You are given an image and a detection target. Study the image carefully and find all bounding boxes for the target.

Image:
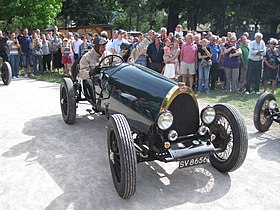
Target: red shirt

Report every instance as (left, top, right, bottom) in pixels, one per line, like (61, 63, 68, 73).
(181, 43, 197, 64)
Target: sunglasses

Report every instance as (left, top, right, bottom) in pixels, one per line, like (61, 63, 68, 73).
(270, 43, 277, 45)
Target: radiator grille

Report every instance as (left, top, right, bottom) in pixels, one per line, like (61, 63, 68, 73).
(168, 93, 199, 136)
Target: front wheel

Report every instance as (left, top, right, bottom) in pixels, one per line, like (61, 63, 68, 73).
(209, 104, 248, 172)
(1, 62, 12, 85)
(60, 78, 76, 124)
(253, 92, 275, 132)
(107, 114, 137, 199)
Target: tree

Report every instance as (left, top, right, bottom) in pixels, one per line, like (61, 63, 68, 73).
(0, 0, 62, 30)
(58, 0, 115, 28)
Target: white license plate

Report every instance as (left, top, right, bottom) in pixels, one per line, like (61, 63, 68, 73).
(178, 155, 209, 169)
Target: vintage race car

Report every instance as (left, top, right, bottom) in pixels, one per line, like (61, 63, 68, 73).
(0, 57, 12, 85)
(254, 92, 279, 132)
(60, 54, 248, 199)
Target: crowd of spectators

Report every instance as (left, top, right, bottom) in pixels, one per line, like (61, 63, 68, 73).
(0, 24, 279, 94)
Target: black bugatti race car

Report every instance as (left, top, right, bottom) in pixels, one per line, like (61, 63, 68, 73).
(60, 54, 248, 199)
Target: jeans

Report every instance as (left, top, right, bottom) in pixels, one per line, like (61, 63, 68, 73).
(22, 53, 33, 68)
(135, 56, 147, 67)
(224, 67, 239, 92)
(198, 64, 210, 92)
(33, 55, 43, 75)
(246, 59, 262, 93)
(9, 54, 19, 77)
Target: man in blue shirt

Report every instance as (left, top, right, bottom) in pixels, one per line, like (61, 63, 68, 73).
(208, 35, 222, 90)
(19, 28, 33, 77)
(147, 33, 164, 73)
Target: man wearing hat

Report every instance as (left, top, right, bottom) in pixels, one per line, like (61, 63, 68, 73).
(79, 36, 110, 80)
(111, 29, 129, 54)
(0, 30, 9, 62)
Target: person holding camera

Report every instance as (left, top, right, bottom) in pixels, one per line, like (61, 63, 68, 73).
(32, 33, 43, 76)
(263, 38, 280, 94)
(223, 35, 242, 93)
(7, 32, 21, 78)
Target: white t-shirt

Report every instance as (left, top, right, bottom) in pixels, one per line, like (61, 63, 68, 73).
(73, 39, 83, 54)
(111, 38, 128, 54)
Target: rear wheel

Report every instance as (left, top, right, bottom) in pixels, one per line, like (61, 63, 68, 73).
(253, 92, 275, 132)
(107, 114, 137, 199)
(210, 104, 248, 172)
(1, 62, 12, 85)
(60, 78, 76, 124)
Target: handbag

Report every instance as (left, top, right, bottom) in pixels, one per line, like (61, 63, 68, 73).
(201, 59, 212, 67)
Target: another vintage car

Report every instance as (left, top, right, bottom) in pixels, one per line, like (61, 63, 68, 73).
(254, 92, 279, 132)
(60, 54, 248, 198)
(0, 57, 12, 85)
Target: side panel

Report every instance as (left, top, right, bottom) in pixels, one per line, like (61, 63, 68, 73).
(103, 64, 176, 133)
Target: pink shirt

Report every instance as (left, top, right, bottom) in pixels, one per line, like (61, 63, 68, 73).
(181, 43, 197, 64)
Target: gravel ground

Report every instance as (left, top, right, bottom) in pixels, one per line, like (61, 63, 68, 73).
(0, 78, 279, 210)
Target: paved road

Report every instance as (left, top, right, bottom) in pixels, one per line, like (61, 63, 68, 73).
(0, 78, 279, 210)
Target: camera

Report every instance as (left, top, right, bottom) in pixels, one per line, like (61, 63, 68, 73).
(225, 43, 236, 55)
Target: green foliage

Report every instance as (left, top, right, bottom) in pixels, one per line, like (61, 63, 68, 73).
(0, 0, 62, 31)
(58, 0, 114, 27)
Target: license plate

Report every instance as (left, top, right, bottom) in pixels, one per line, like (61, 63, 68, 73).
(178, 155, 209, 169)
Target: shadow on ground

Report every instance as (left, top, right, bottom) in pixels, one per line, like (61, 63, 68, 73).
(2, 114, 232, 209)
(248, 131, 280, 163)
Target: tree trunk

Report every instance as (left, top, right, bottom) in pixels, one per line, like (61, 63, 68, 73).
(167, 6, 180, 33)
(270, 19, 279, 36)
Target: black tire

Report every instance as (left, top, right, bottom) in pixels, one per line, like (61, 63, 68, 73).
(253, 92, 275, 132)
(209, 104, 248, 172)
(1, 62, 12, 85)
(60, 78, 76, 124)
(107, 114, 137, 199)
(71, 57, 82, 82)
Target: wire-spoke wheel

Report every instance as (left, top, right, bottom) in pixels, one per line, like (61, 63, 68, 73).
(253, 92, 275, 132)
(210, 104, 248, 172)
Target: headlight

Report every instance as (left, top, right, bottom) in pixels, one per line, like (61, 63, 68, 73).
(269, 100, 277, 110)
(201, 106, 216, 125)
(157, 110, 173, 130)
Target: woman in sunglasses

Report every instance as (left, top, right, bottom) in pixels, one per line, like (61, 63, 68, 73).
(263, 38, 280, 94)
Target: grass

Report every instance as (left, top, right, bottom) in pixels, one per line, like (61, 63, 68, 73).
(19, 68, 67, 83)
(196, 87, 280, 119)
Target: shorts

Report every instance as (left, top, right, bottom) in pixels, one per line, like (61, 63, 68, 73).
(62, 56, 72, 64)
(180, 62, 195, 75)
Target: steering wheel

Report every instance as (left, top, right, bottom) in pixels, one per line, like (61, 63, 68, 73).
(97, 54, 124, 69)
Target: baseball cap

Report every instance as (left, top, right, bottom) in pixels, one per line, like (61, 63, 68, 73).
(0, 30, 2, 34)
(74, 32, 79, 38)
